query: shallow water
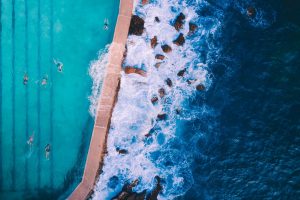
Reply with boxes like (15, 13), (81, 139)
(0, 0), (118, 199)
(93, 0), (300, 199)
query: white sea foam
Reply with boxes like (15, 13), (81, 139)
(92, 0), (223, 199)
(89, 45), (109, 117)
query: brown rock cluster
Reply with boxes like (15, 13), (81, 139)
(129, 15), (145, 36)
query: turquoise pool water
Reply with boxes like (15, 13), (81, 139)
(0, 0), (119, 199)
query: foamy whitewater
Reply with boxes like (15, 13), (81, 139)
(88, 0), (272, 199)
(91, 0), (218, 199)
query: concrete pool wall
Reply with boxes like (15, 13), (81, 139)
(68, 0), (134, 199)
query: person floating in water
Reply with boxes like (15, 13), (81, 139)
(45, 144), (51, 160)
(53, 59), (63, 72)
(41, 75), (48, 86)
(23, 73), (29, 85)
(104, 18), (109, 30)
(27, 132), (34, 149)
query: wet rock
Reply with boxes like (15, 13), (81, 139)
(147, 176), (163, 200)
(189, 23), (198, 34)
(142, 0), (148, 5)
(196, 84), (205, 91)
(157, 113), (167, 120)
(145, 132), (152, 137)
(124, 67), (147, 77)
(158, 88), (165, 98)
(112, 179), (141, 200)
(155, 62), (162, 68)
(173, 33), (185, 46)
(161, 44), (172, 53)
(155, 54), (165, 60)
(155, 16), (160, 23)
(151, 96), (159, 104)
(247, 7), (256, 17)
(151, 36), (158, 48)
(175, 108), (181, 114)
(174, 12), (185, 31)
(116, 148), (128, 154)
(129, 15), (145, 36)
(177, 68), (186, 77)
(165, 78), (172, 87)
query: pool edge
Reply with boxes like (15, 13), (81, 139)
(68, 0), (134, 199)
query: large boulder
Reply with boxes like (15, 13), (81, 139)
(173, 33), (185, 46)
(155, 16), (160, 23)
(151, 36), (158, 48)
(129, 15), (145, 36)
(161, 44), (172, 53)
(174, 12), (185, 31)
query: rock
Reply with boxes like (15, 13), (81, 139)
(145, 132), (151, 137)
(173, 33), (185, 46)
(129, 15), (145, 36)
(187, 79), (197, 85)
(112, 179), (140, 200)
(124, 67), (147, 77)
(247, 7), (256, 17)
(158, 88), (165, 98)
(177, 68), (186, 77)
(155, 62), (163, 68)
(196, 84), (205, 91)
(165, 78), (172, 87)
(116, 148), (128, 154)
(155, 54), (165, 60)
(161, 44), (172, 53)
(147, 176), (163, 200)
(174, 12), (185, 31)
(157, 113), (167, 120)
(151, 36), (158, 48)
(142, 0), (148, 5)
(176, 108), (181, 114)
(189, 23), (198, 34)
(155, 16), (160, 23)
(151, 96), (159, 104)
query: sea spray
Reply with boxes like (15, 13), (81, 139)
(89, 45), (110, 117)
(93, 0), (223, 199)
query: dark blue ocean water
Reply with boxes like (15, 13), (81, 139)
(180, 0), (300, 199)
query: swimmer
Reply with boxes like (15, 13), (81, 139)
(53, 59), (63, 72)
(103, 18), (109, 30)
(45, 144), (51, 160)
(23, 73), (29, 85)
(41, 75), (48, 86)
(27, 133), (34, 150)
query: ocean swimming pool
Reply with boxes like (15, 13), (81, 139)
(0, 0), (119, 199)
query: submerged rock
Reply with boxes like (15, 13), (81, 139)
(161, 44), (172, 53)
(112, 180), (144, 200)
(196, 84), (205, 91)
(174, 12), (185, 31)
(151, 36), (158, 48)
(247, 7), (256, 17)
(129, 15), (145, 36)
(173, 33), (185, 46)
(155, 54), (165, 60)
(116, 148), (128, 155)
(155, 62), (163, 68)
(165, 78), (172, 87)
(158, 88), (165, 98)
(124, 67), (147, 77)
(151, 96), (159, 104)
(155, 16), (160, 23)
(189, 23), (198, 34)
(177, 68), (186, 77)
(157, 113), (167, 120)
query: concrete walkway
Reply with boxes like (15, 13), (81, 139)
(68, 0), (134, 199)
